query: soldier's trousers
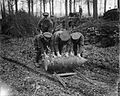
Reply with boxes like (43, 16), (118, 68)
(35, 48), (42, 63)
(73, 44), (83, 57)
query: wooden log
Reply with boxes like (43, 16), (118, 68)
(43, 56), (87, 73)
(57, 72), (76, 77)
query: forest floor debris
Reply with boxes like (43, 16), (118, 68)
(0, 37), (119, 96)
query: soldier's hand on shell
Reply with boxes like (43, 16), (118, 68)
(52, 53), (57, 58)
(70, 52), (74, 56)
(57, 52), (61, 57)
(65, 52), (69, 57)
(44, 52), (49, 58)
(77, 53), (81, 58)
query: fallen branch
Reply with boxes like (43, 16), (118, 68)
(53, 72), (66, 88)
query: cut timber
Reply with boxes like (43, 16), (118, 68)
(43, 56), (87, 73)
(57, 72), (76, 77)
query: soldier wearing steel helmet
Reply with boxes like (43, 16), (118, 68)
(70, 32), (84, 57)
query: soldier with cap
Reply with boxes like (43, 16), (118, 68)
(70, 32), (84, 57)
(38, 12), (53, 33)
(34, 32), (54, 67)
(53, 29), (71, 57)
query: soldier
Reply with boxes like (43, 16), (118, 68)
(79, 5), (82, 19)
(34, 32), (53, 67)
(38, 12), (53, 33)
(70, 32), (84, 57)
(53, 29), (71, 57)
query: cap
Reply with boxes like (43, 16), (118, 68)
(43, 12), (49, 16)
(71, 32), (81, 40)
(59, 31), (70, 41)
(43, 32), (52, 38)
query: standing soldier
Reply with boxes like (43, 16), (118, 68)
(79, 5), (82, 19)
(53, 29), (71, 57)
(38, 12), (53, 33)
(70, 32), (84, 57)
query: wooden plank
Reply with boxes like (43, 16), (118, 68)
(57, 72), (76, 77)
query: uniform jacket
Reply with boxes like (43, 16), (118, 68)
(38, 17), (53, 33)
(34, 34), (54, 54)
(53, 30), (71, 54)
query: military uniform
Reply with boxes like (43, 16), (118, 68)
(53, 30), (71, 57)
(38, 12), (53, 33)
(79, 6), (82, 19)
(34, 32), (53, 65)
(71, 32), (84, 57)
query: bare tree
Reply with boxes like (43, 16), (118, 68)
(104, 0), (106, 13)
(93, 0), (98, 19)
(69, 0), (72, 13)
(51, 0), (54, 15)
(15, 0), (18, 13)
(118, 0), (120, 9)
(87, 0), (91, 16)
(31, 0), (34, 15)
(49, 0), (51, 16)
(10, 0), (14, 14)
(43, 0), (46, 12)
(40, 0), (42, 17)
(65, 0), (68, 29)
(27, 0), (31, 15)
(73, 0), (76, 12)
(8, 0), (11, 14)
(2, 0), (6, 18)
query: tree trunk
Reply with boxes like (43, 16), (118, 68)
(10, 1), (14, 14)
(31, 0), (34, 15)
(73, 0), (76, 12)
(104, 0), (106, 13)
(8, 1), (11, 14)
(0, 3), (3, 19)
(2, 0), (6, 18)
(118, 0), (120, 9)
(15, 0), (18, 13)
(65, 0), (68, 29)
(87, 0), (91, 16)
(43, 0), (46, 12)
(49, 0), (51, 16)
(40, 0), (42, 18)
(28, 0), (31, 15)
(52, 0), (54, 15)
(69, 0), (72, 14)
(93, 0), (98, 19)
